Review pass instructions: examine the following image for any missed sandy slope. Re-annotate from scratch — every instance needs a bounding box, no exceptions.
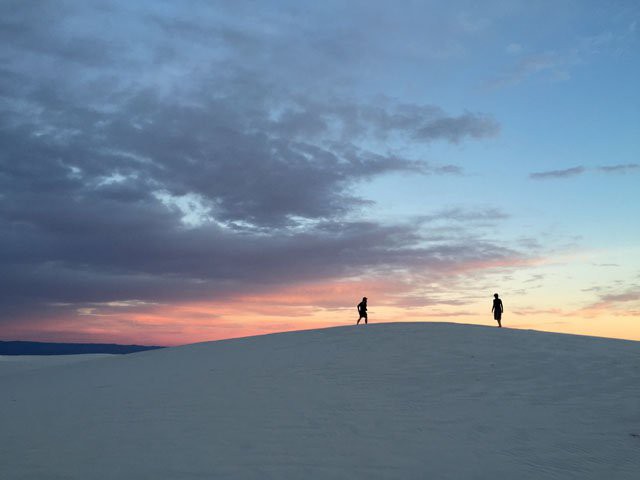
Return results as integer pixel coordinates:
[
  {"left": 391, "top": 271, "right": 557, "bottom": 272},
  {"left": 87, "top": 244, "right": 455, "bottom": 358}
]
[
  {"left": 0, "top": 354, "right": 114, "bottom": 378},
  {"left": 1, "top": 323, "right": 639, "bottom": 479}
]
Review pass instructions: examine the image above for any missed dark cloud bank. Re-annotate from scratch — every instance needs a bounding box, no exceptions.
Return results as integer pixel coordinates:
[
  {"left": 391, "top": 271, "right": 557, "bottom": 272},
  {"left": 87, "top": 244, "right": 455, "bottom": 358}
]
[{"left": 0, "top": 1, "right": 507, "bottom": 326}]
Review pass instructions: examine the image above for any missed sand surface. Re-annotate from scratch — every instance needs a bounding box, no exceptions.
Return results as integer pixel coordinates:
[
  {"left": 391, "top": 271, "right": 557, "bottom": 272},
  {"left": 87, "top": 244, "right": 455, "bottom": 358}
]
[
  {"left": 0, "top": 354, "right": 113, "bottom": 378},
  {"left": 1, "top": 323, "right": 639, "bottom": 479}
]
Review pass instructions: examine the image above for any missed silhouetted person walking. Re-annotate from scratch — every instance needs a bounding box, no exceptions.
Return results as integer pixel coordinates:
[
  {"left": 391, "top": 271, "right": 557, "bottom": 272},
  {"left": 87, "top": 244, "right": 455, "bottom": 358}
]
[
  {"left": 492, "top": 293, "right": 503, "bottom": 327},
  {"left": 357, "top": 297, "right": 368, "bottom": 325}
]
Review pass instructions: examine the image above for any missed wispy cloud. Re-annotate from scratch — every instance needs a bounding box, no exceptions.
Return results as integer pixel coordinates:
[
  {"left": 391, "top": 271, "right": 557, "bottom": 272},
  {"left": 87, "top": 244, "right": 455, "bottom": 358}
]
[
  {"left": 416, "top": 207, "right": 509, "bottom": 224},
  {"left": 598, "top": 289, "right": 640, "bottom": 304},
  {"left": 597, "top": 163, "right": 639, "bottom": 174},
  {"left": 489, "top": 14, "right": 640, "bottom": 89},
  {"left": 574, "top": 284, "right": 640, "bottom": 318},
  {"left": 490, "top": 51, "right": 574, "bottom": 88},
  {"left": 529, "top": 166, "right": 586, "bottom": 180},
  {"left": 530, "top": 164, "right": 639, "bottom": 179}
]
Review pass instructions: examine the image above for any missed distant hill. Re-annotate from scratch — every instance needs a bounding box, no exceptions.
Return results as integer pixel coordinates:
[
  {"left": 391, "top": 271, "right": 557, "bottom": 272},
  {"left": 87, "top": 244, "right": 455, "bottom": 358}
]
[{"left": 0, "top": 340, "right": 165, "bottom": 355}]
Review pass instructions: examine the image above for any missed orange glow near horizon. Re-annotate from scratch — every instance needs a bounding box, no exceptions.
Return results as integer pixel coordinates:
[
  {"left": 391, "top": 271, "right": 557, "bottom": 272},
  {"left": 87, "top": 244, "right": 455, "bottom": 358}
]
[{"left": 4, "top": 276, "right": 640, "bottom": 346}]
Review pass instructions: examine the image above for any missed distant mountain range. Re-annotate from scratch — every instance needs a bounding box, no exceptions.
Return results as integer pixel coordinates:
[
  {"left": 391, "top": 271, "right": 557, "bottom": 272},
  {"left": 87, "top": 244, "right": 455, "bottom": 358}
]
[{"left": 0, "top": 340, "right": 165, "bottom": 355}]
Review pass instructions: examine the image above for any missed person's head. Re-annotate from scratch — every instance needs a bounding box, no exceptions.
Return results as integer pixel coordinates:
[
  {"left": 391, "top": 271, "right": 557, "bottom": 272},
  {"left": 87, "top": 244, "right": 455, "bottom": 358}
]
[
  {"left": 363, "top": 297, "right": 367, "bottom": 302},
  {"left": 494, "top": 293, "right": 499, "bottom": 299}
]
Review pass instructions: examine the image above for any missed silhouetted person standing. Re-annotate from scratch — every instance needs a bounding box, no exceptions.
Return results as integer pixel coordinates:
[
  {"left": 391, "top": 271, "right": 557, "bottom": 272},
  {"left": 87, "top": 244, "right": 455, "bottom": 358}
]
[
  {"left": 492, "top": 293, "right": 503, "bottom": 327},
  {"left": 357, "top": 297, "right": 368, "bottom": 325}
]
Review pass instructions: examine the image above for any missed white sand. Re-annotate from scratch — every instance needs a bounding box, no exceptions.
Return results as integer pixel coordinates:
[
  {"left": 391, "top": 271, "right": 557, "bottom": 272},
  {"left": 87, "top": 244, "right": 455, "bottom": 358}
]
[
  {"left": 0, "top": 354, "right": 114, "bottom": 378},
  {"left": 1, "top": 323, "right": 639, "bottom": 479}
]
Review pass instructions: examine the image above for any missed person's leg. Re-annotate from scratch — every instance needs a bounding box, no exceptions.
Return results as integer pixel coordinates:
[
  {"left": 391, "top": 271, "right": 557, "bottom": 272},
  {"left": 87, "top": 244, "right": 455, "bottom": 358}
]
[{"left": 364, "top": 315, "right": 368, "bottom": 324}]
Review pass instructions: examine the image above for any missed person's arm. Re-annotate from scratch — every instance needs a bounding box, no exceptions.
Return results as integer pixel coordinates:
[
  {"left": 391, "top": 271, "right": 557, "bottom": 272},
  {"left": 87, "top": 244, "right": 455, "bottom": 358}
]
[
  {"left": 491, "top": 302, "right": 495, "bottom": 313},
  {"left": 500, "top": 300, "right": 504, "bottom": 313}
]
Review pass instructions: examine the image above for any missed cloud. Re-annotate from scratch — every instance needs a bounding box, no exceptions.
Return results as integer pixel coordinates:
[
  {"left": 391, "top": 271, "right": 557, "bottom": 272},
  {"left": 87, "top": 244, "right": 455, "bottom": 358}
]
[
  {"left": 417, "top": 207, "right": 509, "bottom": 224},
  {"left": 529, "top": 164, "right": 639, "bottom": 180},
  {"left": 0, "top": 0, "right": 510, "bottom": 339},
  {"left": 598, "top": 289, "right": 640, "bottom": 304},
  {"left": 488, "top": 51, "right": 574, "bottom": 88},
  {"left": 597, "top": 163, "right": 639, "bottom": 174},
  {"left": 411, "top": 111, "right": 499, "bottom": 143},
  {"left": 267, "top": 100, "right": 499, "bottom": 145},
  {"left": 489, "top": 12, "right": 640, "bottom": 89},
  {"left": 523, "top": 274, "right": 545, "bottom": 284},
  {"left": 573, "top": 283, "right": 640, "bottom": 318},
  {"left": 433, "top": 165, "right": 464, "bottom": 175},
  {"left": 529, "top": 166, "right": 586, "bottom": 180}
]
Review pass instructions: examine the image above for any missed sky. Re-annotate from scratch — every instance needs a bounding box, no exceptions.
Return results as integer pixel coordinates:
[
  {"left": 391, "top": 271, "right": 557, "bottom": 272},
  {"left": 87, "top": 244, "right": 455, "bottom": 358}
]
[{"left": 1, "top": 0, "right": 639, "bottom": 346}]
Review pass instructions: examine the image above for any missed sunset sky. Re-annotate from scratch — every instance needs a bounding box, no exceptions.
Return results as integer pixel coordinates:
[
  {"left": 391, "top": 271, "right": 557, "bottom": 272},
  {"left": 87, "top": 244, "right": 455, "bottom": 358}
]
[{"left": 1, "top": 1, "right": 639, "bottom": 346}]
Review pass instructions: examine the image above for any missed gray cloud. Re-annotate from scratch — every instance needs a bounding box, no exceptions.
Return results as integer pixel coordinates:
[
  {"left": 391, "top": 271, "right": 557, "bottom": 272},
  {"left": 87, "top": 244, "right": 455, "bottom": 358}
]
[
  {"left": 0, "top": 0, "right": 507, "bottom": 328},
  {"left": 599, "top": 289, "right": 640, "bottom": 304},
  {"left": 269, "top": 100, "right": 499, "bottom": 145},
  {"left": 529, "top": 166, "right": 586, "bottom": 179},
  {"left": 417, "top": 207, "right": 509, "bottom": 224},
  {"left": 530, "top": 164, "right": 639, "bottom": 180},
  {"left": 597, "top": 163, "right": 639, "bottom": 174}
]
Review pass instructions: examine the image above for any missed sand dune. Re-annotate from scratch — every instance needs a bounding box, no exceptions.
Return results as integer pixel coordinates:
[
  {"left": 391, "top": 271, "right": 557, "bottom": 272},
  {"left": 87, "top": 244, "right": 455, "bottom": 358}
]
[
  {"left": 0, "top": 354, "right": 114, "bottom": 378},
  {"left": 1, "top": 323, "right": 639, "bottom": 479}
]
